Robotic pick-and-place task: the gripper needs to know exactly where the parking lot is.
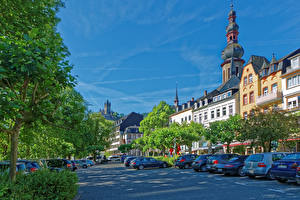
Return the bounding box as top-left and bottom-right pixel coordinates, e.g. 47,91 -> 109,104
77,162 -> 300,200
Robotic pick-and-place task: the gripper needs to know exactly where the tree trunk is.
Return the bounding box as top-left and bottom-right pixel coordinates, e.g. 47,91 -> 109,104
9,121 -> 22,182
227,143 -> 230,154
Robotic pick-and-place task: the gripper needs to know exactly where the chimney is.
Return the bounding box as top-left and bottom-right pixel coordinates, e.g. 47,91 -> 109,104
191,97 -> 194,101
204,90 -> 207,96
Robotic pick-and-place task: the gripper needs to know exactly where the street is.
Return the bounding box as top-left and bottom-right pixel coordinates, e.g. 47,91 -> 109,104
77,163 -> 300,200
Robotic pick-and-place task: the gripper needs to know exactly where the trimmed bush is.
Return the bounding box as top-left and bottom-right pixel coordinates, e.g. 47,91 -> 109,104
0,169 -> 78,200
154,155 -> 179,167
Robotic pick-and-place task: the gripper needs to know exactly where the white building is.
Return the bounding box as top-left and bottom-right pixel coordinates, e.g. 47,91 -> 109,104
281,50 -> 300,111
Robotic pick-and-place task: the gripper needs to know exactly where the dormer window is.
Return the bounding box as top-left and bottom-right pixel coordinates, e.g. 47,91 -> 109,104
223,93 -> 226,99
218,95 -> 221,100
213,97 -> 217,102
291,57 -> 299,69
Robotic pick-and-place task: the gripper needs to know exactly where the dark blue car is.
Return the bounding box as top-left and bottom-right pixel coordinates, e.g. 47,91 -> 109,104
130,157 -> 168,170
192,154 -> 212,172
270,153 -> 300,184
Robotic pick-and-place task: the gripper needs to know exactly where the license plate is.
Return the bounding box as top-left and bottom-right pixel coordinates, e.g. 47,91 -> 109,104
249,169 -> 254,174
218,169 -> 223,172
278,165 -> 287,169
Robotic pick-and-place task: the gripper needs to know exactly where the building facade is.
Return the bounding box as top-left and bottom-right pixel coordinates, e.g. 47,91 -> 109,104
108,112 -> 143,154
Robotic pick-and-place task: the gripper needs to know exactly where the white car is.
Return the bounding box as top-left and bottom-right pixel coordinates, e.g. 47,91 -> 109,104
108,155 -> 121,162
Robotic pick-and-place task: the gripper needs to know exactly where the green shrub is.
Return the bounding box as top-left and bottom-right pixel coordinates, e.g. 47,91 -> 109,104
154,155 -> 179,167
0,169 -> 78,200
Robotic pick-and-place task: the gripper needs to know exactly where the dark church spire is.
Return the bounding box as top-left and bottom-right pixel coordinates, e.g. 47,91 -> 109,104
174,82 -> 179,107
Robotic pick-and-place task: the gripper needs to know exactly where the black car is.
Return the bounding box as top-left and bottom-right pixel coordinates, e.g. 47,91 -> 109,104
175,154 -> 198,169
192,154 -> 212,172
124,156 -> 137,167
130,157 -> 168,170
206,154 -> 238,173
46,159 -> 73,171
221,155 -> 248,176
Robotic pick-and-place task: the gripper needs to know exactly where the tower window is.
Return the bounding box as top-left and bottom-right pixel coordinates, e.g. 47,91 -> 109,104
233,35 -> 236,40
227,68 -> 230,80
230,36 -> 232,40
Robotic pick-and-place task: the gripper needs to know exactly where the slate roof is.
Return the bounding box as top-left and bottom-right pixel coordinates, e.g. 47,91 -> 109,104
247,55 -> 269,74
217,75 -> 240,93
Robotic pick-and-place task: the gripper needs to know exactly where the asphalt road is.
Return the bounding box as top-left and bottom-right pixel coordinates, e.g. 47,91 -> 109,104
77,162 -> 300,200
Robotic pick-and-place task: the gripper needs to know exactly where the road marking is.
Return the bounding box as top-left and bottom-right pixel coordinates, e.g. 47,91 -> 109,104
268,189 -> 285,194
234,182 -> 247,186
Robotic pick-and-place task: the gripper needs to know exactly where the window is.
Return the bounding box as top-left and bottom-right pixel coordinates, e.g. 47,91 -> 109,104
227,68 -> 230,80
291,57 -> 299,69
188,115 -> 191,121
271,83 -> 277,93
181,118 -> 183,122
243,94 -> 248,105
244,76 -> 247,86
211,111 -> 215,119
213,97 -> 217,102
250,109 -> 255,117
288,100 -> 297,109
272,64 -> 278,72
248,74 -> 253,83
227,91 -> 231,97
204,112 -> 208,120
263,87 -> 268,96
249,91 -> 254,104
229,105 -> 233,115
222,107 -> 226,116
223,93 -> 226,99
199,114 -> 202,123
216,109 -> 220,117
194,116 -> 197,122
287,75 -> 300,89
243,112 -> 248,119
218,95 -> 221,101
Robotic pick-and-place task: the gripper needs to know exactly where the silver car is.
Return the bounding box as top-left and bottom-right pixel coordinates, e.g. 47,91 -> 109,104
243,152 -> 287,179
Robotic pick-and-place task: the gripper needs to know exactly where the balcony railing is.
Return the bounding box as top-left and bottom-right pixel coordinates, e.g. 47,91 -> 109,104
256,91 -> 282,106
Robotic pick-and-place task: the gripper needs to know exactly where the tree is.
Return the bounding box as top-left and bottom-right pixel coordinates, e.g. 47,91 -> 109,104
0,0 -> 74,181
208,115 -> 242,153
118,144 -> 133,153
139,101 -> 174,135
239,110 -> 299,152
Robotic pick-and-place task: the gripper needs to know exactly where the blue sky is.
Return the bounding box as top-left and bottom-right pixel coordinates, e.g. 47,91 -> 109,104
57,0 -> 300,114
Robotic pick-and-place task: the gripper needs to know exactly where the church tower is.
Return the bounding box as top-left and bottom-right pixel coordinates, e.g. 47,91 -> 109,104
104,100 -> 111,114
174,83 -> 179,107
221,3 -> 245,83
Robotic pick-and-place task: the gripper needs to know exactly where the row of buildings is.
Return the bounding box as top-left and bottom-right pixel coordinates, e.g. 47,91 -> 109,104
100,100 -> 144,155
170,5 -> 300,154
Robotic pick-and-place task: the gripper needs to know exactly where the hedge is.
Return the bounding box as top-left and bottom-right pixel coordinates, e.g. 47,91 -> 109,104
0,169 -> 78,200
154,155 -> 179,166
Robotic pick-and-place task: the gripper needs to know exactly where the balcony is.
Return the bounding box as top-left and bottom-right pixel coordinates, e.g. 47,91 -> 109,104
256,91 -> 282,106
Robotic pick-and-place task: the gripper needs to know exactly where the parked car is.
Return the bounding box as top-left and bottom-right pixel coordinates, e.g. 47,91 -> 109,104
80,160 -> 91,167
70,160 -> 78,171
108,155 -> 121,162
192,154 -> 212,172
18,160 -> 41,173
130,157 -> 168,170
0,162 -> 27,174
46,159 -> 73,171
121,154 -> 128,163
175,154 -> 198,169
124,156 -> 137,167
270,153 -> 300,184
76,160 -> 88,168
243,152 -> 287,179
86,159 -> 95,166
207,154 -> 239,173
97,155 -> 108,164
222,155 -> 249,176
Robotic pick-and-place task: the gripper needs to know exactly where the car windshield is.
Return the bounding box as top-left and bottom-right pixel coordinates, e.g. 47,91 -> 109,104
282,153 -> 300,160
246,154 -> 264,162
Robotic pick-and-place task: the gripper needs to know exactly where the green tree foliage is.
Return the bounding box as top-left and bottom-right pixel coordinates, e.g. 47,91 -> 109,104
139,101 -> 174,135
239,110 -> 299,152
206,115 -> 242,153
118,144 -> 133,153
0,0 -> 74,181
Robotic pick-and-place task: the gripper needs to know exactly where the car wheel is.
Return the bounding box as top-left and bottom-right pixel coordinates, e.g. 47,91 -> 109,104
200,165 -> 207,172
194,169 -> 199,172
277,178 -> 288,183
138,165 -> 144,170
238,167 -> 245,177
266,170 -> 274,180
163,163 -> 167,168
184,164 -> 189,169
248,175 -> 255,179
